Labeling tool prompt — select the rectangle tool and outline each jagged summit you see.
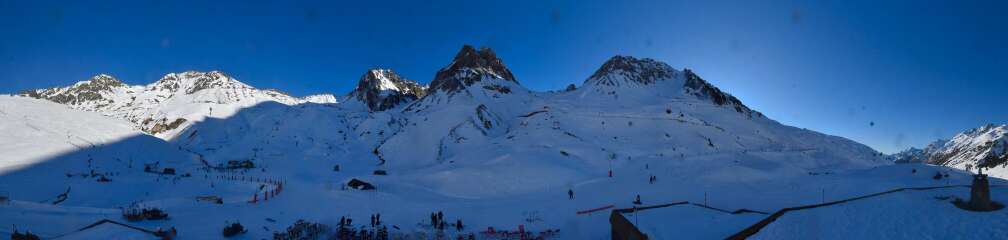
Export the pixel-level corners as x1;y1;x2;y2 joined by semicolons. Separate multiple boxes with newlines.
350;69;427;111
21;74;126;106
895;124;1008;177
151;70;252;94
580;55;759;117
429;45;517;93
584;55;677;87
72;74;125;89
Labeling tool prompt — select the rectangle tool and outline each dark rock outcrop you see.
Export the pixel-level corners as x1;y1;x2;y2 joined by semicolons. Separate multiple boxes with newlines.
429;45;517;94
585;55;676;87
350;69;427;111
347;178;376;190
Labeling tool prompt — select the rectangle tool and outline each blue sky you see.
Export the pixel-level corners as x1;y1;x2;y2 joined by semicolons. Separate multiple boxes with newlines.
1;0;1005;153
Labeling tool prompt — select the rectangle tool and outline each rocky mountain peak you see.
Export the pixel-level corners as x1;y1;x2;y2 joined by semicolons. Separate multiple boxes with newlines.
20;74;126;106
152;71;251;94
78;74;126;88
429;45;517;93
351;68;427;111
585;55;677;87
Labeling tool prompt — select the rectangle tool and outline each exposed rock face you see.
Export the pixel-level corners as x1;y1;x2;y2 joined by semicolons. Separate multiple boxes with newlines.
429;45;517;94
584;56;676;87
21;74;125;107
683;69;757;116
474;104;502;132
350;69;427;111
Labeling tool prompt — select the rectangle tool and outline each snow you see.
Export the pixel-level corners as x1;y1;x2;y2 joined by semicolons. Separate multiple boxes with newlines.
301;94;339;104
371;70;402;92
57;220;158;240
1;54;1001;239
0;96;139;174
755;187;1008;239
630;205;765;239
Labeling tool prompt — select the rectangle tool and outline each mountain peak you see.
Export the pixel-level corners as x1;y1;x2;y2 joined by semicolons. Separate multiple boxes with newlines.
909;123;1008;173
152;70;251;94
86;74;122;84
20;74;126;106
351;68;427;111
429;45;517;93
584;55;677;87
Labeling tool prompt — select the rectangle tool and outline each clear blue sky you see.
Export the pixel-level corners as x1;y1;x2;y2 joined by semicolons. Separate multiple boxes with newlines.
1;0;1005;153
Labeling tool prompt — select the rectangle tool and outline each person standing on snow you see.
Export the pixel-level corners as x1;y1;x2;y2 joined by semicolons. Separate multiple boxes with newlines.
568;189;574;199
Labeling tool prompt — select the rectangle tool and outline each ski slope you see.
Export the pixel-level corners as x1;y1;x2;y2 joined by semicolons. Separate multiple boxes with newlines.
1;46;1004;239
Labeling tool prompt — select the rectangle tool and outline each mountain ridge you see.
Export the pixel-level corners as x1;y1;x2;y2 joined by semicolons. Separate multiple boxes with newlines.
893;124;1008;178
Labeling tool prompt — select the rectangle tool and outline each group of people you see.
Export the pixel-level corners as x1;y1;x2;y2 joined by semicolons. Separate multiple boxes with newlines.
648;175;657;184
370;213;382;228
335;215;388;240
429;211;464;232
430;211;445;230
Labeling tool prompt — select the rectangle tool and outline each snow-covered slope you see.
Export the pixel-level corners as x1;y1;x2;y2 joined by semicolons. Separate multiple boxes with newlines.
0;45;926;239
0;96;140;172
21;71;326;139
177;46;886;199
0;95;201;206
896;124;1008;178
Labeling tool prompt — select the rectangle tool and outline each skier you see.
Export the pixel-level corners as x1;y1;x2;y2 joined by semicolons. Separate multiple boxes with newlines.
633;195;642;205
568;189;574;199
371;214;375;228
456;219;463;231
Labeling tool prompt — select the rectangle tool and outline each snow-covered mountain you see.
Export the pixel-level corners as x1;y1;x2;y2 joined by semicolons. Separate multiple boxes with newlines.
8;45;994;240
301;93;339;104
895;124;1008;178
427;45;518;94
347;69;426;111
891;139;948;163
581;55;759;118
20;71;331;139
176;46;886;195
